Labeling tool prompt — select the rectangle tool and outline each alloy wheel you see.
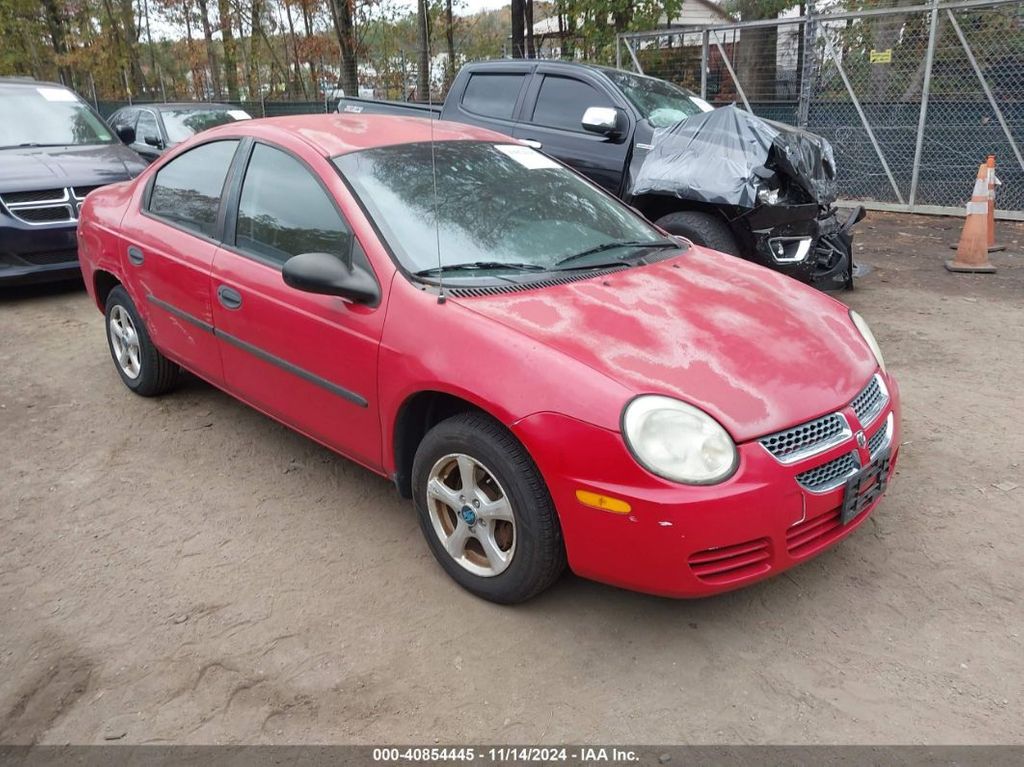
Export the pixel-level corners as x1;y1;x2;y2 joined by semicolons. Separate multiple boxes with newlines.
108;304;142;379
425;453;517;577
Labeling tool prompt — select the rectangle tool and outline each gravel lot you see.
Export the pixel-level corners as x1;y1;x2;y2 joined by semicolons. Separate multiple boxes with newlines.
1;212;1022;745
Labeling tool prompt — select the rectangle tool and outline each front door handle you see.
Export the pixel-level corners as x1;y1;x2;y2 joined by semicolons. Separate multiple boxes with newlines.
127;246;144;266
520;139;543;149
217;284;242;310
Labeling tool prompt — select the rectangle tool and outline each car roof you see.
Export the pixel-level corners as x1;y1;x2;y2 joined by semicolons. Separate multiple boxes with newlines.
198;113;515;157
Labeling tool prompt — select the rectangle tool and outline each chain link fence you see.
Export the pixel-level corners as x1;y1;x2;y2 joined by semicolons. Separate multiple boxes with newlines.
617;0;1024;218
93;99;333;120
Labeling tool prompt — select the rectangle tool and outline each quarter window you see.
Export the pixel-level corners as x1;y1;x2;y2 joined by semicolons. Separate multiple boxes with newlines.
461;74;526;120
235;143;350;266
531;76;614;132
148;140;239;237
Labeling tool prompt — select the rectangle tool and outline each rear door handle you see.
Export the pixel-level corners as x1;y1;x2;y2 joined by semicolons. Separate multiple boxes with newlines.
217;284;242;310
127;246;144;266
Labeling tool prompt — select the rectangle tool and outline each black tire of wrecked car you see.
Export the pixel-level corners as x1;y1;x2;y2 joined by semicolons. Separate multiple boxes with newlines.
654;211;741;258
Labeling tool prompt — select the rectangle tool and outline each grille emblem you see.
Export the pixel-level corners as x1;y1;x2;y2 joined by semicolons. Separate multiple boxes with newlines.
856;431;867;448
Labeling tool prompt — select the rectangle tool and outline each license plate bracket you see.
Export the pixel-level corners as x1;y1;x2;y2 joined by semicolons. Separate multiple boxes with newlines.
840;447;891;525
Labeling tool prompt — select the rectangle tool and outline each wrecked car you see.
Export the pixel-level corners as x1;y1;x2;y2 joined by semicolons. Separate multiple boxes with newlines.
336;61;860;289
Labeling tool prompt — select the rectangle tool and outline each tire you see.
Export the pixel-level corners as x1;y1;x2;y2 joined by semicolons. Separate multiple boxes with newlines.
104;285;179;396
412;411;566;604
655;210;740;256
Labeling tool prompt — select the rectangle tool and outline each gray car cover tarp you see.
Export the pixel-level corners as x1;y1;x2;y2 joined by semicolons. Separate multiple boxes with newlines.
630;105;838;208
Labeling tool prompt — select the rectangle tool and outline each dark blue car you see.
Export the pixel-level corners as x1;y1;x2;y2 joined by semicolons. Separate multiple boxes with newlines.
0;78;147;285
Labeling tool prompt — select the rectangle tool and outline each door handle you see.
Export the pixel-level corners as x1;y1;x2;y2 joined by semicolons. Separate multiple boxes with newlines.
520;139;543;149
217;284;243;310
127;246;144;266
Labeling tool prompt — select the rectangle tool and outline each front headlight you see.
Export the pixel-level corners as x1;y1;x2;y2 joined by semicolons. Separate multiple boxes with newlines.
850;310;886;372
622;395;738;484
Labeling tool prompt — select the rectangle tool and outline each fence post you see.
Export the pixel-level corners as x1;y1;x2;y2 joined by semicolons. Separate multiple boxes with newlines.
797;0;816;128
700;29;709;100
615;36;622;71
623;38;643;74
908;0;940;208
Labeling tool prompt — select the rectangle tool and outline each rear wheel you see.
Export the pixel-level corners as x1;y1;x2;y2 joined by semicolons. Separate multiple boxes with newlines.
412;412;566;604
104;286;179;396
655;210;740;256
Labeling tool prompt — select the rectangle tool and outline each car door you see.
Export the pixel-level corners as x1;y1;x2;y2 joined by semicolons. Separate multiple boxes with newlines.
132;109;164;162
118;138;242;384
209;140;384;469
514;71;632;195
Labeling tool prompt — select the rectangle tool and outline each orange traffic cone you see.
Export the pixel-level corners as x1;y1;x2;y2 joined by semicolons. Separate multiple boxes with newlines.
946;162;997;274
985;155;1005;253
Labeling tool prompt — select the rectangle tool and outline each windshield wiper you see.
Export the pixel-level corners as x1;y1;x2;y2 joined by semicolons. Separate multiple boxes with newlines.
413;261;548;277
554;239;679;270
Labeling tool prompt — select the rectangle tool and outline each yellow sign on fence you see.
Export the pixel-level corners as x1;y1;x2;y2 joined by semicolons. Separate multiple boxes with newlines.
870;49;893;64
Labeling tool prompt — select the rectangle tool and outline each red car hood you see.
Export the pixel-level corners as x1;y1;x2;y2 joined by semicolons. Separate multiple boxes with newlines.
454;247;878;442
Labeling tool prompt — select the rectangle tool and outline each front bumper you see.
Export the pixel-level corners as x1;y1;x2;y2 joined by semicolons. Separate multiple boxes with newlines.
0;213;81;285
513;375;900;599
745;204;857;290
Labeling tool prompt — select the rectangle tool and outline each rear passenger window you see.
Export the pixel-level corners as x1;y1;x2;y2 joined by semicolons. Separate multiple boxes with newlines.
235;143;350;266
531;76;613;132
461;74;526;120
148;140;238;237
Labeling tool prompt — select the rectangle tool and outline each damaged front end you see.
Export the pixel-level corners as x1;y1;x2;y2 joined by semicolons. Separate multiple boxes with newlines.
630;105;861;289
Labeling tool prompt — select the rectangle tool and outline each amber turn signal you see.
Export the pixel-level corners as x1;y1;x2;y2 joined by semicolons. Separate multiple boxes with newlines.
575;489;632;515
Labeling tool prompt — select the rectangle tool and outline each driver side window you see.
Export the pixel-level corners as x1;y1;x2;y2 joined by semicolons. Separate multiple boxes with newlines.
235;143;351;267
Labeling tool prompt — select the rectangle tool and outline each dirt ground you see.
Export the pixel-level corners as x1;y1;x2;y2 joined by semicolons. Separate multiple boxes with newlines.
1;211;1022;746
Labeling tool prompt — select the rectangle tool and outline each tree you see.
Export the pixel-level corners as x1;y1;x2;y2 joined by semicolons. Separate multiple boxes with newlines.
727;0;798;101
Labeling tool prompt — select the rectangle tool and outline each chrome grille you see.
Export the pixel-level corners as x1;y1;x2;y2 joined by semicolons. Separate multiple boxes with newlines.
868;413;894;458
0;186;105;226
1;188;66;205
759;412;851;464
797;451;859;493
1;187;77;225
850;374;888;426
73;185;103;201
9;205;75;224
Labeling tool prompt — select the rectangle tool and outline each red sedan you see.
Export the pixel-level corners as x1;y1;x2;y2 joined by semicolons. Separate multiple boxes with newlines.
77;114;900;603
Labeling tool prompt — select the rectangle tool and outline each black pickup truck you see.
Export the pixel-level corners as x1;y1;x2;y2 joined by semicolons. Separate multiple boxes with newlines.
338;60;860;289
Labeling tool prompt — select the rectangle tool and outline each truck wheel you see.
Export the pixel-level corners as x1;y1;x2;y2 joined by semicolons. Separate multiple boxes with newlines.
412;411;566;604
104;286;179;396
655;211;740;257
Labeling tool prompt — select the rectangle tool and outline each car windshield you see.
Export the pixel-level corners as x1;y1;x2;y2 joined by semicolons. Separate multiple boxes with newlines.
0;84;114;148
334;141;669;277
162;108;250;144
603;70;706;128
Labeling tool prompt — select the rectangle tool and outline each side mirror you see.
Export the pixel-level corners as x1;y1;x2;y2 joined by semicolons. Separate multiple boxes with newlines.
581;106;625;137
283;252;379;305
115;124;136;144
143;134;163;148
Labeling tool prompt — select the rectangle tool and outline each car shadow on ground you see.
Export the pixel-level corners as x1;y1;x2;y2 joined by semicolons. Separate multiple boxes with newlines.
0;278;85;303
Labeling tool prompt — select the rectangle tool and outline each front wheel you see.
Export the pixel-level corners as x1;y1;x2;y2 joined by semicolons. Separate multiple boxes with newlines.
411;412;566;604
655;210;740;257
